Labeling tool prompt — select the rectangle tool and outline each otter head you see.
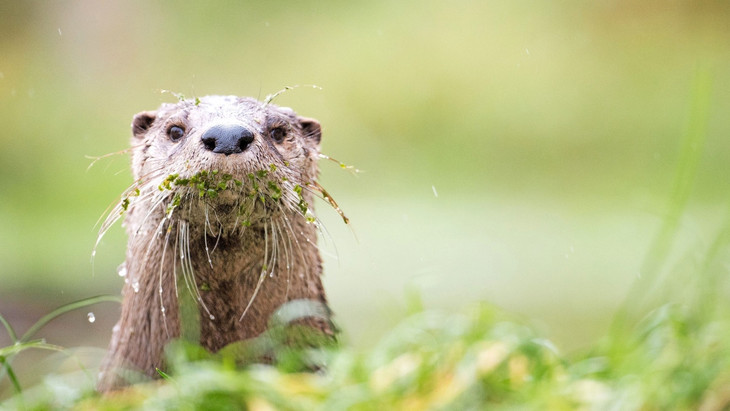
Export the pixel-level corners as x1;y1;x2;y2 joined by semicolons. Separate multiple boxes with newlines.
126;96;324;232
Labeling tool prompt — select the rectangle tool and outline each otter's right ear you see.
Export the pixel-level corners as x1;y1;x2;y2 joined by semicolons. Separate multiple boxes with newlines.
131;111;157;139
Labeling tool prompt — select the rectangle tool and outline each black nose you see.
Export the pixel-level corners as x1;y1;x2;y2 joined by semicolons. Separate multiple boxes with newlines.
201;124;254;155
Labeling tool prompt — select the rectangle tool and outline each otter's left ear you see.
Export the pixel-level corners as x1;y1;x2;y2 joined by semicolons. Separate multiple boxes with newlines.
299;117;322;146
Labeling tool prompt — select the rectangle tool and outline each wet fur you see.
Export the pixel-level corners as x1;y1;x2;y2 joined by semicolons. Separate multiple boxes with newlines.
97;96;334;392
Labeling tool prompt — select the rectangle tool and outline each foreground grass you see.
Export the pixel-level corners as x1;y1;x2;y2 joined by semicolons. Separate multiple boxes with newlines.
2;296;730;410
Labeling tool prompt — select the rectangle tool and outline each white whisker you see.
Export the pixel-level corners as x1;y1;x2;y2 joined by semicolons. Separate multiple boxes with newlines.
239;224;269;321
158;219;173;339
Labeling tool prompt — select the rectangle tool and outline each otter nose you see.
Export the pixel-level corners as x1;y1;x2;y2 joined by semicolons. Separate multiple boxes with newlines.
201;124;254;155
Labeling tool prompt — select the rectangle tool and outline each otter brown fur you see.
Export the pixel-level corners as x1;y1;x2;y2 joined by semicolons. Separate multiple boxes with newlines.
96;95;335;392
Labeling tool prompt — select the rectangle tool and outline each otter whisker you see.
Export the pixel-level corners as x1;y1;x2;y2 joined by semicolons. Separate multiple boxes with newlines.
177;222;195;302
212;224;223;254
275;202;308;271
134;192;172;237
94;182;139;230
229;183;247;236
237;197;257;239
138;217;164;270
200;195;224;252
184;221;214;321
93;203;125;259
275;219;293;276
207;198;224;228
279;198;329;260
231;205;242;236
85;146;136;172
204;204;214;269
172;224;179;300
158;219;174;339
178;221;203;322
273;220;293;301
94;164;171;243
239;224;270;321
93;178;162;260
269;220;278;279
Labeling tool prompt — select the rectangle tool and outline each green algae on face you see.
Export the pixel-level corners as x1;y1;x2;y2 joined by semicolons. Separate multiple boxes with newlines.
159;170;239;199
156;169;289;205
130;156;354;226
166;193;182;214
120;187;141;214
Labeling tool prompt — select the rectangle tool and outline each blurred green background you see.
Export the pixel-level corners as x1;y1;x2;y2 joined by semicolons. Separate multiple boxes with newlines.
1;0;729;378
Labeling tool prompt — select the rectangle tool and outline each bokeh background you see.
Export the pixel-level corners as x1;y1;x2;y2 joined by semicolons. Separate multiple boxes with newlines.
1;0;729;393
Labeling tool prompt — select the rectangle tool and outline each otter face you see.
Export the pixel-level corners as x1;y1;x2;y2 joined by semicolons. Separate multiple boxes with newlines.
94;95;348;267
130;96;322;185
118;95;326;232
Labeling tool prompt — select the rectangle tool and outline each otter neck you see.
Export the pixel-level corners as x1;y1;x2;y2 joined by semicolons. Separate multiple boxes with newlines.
127;210;324;351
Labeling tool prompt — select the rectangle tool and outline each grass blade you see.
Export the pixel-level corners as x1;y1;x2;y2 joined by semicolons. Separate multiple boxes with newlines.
156;368;172;380
0;313;18;343
0;356;22;394
0;340;66;357
612;66;713;332
20;295;121;342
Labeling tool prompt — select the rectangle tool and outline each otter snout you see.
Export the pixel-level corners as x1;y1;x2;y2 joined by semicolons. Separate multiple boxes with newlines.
201;124;255;155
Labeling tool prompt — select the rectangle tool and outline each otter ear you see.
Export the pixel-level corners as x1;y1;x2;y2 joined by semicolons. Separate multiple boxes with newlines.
299;117;322;146
131;111;157;139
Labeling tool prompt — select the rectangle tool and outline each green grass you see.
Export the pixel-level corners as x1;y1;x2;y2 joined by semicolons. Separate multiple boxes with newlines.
2;295;730;410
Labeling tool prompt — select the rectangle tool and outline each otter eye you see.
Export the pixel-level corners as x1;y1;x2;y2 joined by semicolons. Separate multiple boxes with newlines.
270;127;287;144
168;126;185;142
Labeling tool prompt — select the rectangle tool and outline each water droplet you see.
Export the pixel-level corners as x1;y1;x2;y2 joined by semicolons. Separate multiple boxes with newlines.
209;315;215;320
117;263;127;277
87;312;96;323
91;250;96;257
132;281;140;293
269;271;274;278
161;307;166;314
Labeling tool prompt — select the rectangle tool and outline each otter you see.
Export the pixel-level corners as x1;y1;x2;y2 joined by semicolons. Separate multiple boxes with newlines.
96;95;338;392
